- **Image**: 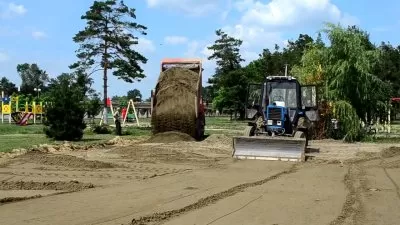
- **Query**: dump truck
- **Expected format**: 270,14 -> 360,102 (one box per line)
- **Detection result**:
232,75 -> 319,162
151,58 -> 205,140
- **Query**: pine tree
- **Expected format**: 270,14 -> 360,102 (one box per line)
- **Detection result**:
70,0 -> 148,124
44,72 -> 90,141
207,29 -> 244,89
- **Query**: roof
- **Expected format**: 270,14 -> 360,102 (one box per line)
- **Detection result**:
266,76 -> 297,80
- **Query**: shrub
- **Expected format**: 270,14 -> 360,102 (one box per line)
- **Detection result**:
91,124 -> 112,134
43,72 -> 89,141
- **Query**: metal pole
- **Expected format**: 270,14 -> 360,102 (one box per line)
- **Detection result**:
284,64 -> 288,77
1,91 -> 3,124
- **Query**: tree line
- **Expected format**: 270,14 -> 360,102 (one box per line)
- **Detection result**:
204,23 -> 400,141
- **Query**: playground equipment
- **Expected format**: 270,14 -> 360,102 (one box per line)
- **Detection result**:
99,97 -> 141,127
122,99 -> 140,127
0,92 -> 44,125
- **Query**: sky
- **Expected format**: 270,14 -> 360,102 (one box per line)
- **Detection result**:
1,0 -> 400,99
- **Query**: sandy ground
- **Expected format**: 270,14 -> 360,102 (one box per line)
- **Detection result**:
0,134 -> 400,225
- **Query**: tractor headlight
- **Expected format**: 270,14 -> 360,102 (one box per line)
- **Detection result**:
277,121 -> 282,126
267,120 -> 273,125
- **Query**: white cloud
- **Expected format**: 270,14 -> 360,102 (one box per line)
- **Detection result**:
136,37 -> 156,53
145,0 -> 227,16
236,0 -> 356,28
221,24 -> 284,62
0,52 -> 9,62
0,2 -> 27,18
164,36 -> 188,45
7,2 -> 26,15
214,0 -> 358,63
32,31 -> 47,39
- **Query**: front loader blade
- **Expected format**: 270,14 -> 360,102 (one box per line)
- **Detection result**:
232,136 -> 306,162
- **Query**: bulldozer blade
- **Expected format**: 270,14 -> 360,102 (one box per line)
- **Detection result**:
232,136 -> 306,162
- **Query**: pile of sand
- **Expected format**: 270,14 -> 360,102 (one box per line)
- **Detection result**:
151,67 -> 200,139
146,131 -> 195,144
106,136 -> 144,146
19,151 -> 117,169
203,134 -> 232,146
381,146 -> 400,158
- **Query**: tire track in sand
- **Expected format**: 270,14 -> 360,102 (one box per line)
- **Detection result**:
329,152 -> 400,225
329,164 -> 366,225
381,162 -> 400,200
130,164 -> 298,225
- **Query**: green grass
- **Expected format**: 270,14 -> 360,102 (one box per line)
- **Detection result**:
0,124 -> 44,135
205,117 -> 247,130
2,117 -> 400,153
0,117 -> 245,153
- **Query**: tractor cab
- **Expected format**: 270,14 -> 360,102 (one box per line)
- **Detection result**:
263,76 -> 301,135
246,75 -> 318,137
234,75 -> 318,162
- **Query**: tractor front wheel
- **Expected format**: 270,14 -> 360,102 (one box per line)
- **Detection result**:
244,125 -> 256,137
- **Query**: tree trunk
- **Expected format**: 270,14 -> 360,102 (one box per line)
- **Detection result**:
102,41 -> 108,125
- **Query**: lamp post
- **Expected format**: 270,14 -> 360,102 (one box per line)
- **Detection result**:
34,87 -> 41,98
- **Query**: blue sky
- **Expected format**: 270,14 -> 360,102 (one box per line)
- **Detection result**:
1,0 -> 400,99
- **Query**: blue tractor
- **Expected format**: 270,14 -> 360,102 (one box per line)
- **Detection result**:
233,75 -> 319,162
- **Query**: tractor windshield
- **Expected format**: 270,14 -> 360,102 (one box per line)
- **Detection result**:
266,81 -> 297,108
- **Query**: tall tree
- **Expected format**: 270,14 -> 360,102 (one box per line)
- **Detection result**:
0,77 -> 18,96
127,88 -> 142,101
323,23 -> 391,122
71,0 -> 148,124
207,29 -> 245,89
282,34 -> 314,68
16,63 -> 49,95
374,42 -> 400,96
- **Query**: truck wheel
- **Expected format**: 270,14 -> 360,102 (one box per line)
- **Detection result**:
195,113 -> 205,141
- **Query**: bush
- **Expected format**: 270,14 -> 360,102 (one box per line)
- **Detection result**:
43,72 -> 89,141
91,124 -> 112,134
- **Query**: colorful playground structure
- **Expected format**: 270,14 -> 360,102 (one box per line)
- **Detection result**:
0,94 -> 44,125
99,97 -> 142,127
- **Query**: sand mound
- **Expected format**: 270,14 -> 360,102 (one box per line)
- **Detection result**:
381,146 -> 400,158
203,134 -> 232,146
0,180 -> 94,192
19,151 -> 118,169
151,67 -> 200,139
146,131 -> 196,144
106,136 -> 144,146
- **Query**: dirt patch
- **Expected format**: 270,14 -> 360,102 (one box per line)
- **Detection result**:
130,164 -> 298,225
0,180 -> 94,192
381,159 -> 400,168
344,147 -> 400,165
381,146 -> 400,158
151,67 -> 200,139
146,131 -> 195,143
17,151 -> 119,169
